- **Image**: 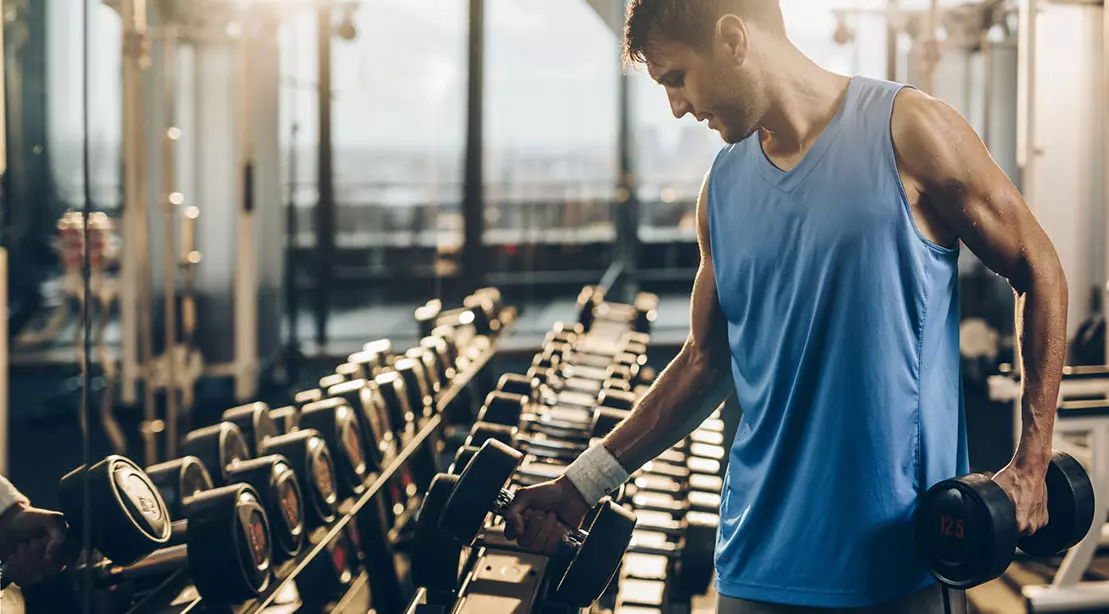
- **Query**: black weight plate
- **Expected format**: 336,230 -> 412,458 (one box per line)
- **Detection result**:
328,379 -> 386,473
319,373 -> 346,390
689,443 -> 726,461
186,483 -> 271,602
1018,451 -> 1096,556
336,362 -> 364,380
294,388 -> 324,410
590,408 -> 628,439
688,491 -> 721,512
466,422 -> 518,449
222,402 -> 278,456
412,474 -> 463,592
58,456 -> 172,566
449,446 -> 479,475
633,475 -> 682,496
604,379 -> 632,393
497,373 -> 535,398
361,381 -> 398,468
555,500 -> 637,607
348,349 -> 386,380
690,429 -> 725,446
478,391 -> 526,426
225,455 -> 305,561
270,406 -> 298,435
376,371 -> 415,437
688,474 -> 724,494
439,440 -> 522,545
687,456 -> 722,476
395,358 -> 434,419
260,430 -> 339,527
300,399 -> 368,497
598,389 -> 636,412
676,512 -> 718,596
182,422 -> 249,486
405,346 -> 443,395
146,456 -> 214,520
915,474 -> 1016,589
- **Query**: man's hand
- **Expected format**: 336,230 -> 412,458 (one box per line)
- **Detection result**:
504,477 -> 591,554
0,503 -> 68,586
992,462 -> 1049,535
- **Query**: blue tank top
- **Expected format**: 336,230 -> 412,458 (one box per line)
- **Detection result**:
707,77 -> 969,607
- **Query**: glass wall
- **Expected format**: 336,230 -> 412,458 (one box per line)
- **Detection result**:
484,0 -> 620,293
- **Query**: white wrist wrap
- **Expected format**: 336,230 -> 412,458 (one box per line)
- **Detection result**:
564,443 -> 629,507
0,476 -> 28,517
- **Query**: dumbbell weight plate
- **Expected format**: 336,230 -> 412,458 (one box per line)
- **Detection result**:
336,362 -> 364,381
260,429 -> 339,528
327,379 -> 387,472
412,474 -> 464,593
1017,451 -> 1095,557
395,357 -> 434,420
320,373 -> 346,390
300,398 -> 369,499
689,443 -> 726,461
222,402 -> 279,456
591,408 -> 627,439
405,346 -> 443,396
466,422 -> 518,449
478,391 -> 526,426
181,422 -> 250,487
622,553 -> 669,581
689,474 -> 724,493
225,455 -> 306,562
439,440 -> 522,546
675,512 -> 718,596
551,500 -> 638,607
146,456 -> 214,520
186,483 -> 272,602
295,389 -> 324,410
57,455 -> 173,566
690,429 -> 725,446
376,371 -> 416,438
270,406 -> 298,435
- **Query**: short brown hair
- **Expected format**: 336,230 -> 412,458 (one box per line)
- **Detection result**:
622,0 -> 786,65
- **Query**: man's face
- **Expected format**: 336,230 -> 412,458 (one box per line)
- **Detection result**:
645,36 -> 764,144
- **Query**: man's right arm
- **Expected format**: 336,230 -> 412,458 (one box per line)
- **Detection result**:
592,169 -> 734,478
505,170 -> 734,549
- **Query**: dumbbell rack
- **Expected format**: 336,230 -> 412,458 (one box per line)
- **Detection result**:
120,306 -> 518,614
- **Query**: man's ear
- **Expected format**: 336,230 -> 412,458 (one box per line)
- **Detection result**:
715,14 -> 749,65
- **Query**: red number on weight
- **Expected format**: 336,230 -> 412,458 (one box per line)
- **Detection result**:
940,515 -> 964,539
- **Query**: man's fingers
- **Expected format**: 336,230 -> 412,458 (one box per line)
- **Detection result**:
504,489 -> 533,540
538,512 -> 560,555
521,511 -> 548,548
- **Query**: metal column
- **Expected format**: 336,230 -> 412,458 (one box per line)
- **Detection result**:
315,6 -> 335,349
616,68 -> 640,303
462,0 -> 486,291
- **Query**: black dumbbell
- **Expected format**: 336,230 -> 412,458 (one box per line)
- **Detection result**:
222,402 -> 280,456
299,397 -> 369,499
260,429 -> 340,528
622,508 -> 719,596
376,370 -> 417,440
915,450 -> 1095,589
465,422 -> 587,463
412,474 -> 465,598
327,378 -> 393,473
437,440 -> 638,607
270,406 -> 299,435
405,345 -> 444,396
47,457 -> 273,603
319,373 -> 346,391
294,388 -> 324,410
420,336 -> 456,385
148,455 -> 305,564
335,361 -> 364,381
478,391 -> 605,441
415,299 -> 443,338
181,422 -> 251,487
394,357 -> 435,421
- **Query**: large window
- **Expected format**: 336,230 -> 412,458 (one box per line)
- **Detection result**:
483,0 -> 620,286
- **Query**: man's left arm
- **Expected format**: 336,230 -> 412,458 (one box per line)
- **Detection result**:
892,88 -> 1068,535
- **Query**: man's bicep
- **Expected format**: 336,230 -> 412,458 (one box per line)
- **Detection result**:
895,91 -> 1055,287
691,169 -> 726,355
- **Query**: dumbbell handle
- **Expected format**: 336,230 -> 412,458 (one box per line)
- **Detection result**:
491,489 -> 588,547
98,543 -> 189,583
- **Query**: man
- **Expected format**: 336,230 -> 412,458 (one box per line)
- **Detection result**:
0,476 -> 66,586
504,0 -> 1067,611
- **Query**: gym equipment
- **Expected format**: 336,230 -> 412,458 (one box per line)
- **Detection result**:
438,440 -> 637,607
294,388 -> 324,410
412,473 -> 465,596
300,397 -> 369,498
465,421 -> 587,463
376,370 -> 417,439
181,422 -> 250,486
477,391 -> 611,442
145,456 -> 213,520
221,402 -> 279,455
405,345 -> 444,395
259,429 -> 340,528
225,455 -> 306,562
395,357 -> 435,420
319,373 -> 346,391
621,508 -> 718,596
327,378 -> 394,472
915,451 -> 1095,589
270,406 -> 298,435
50,457 -> 272,603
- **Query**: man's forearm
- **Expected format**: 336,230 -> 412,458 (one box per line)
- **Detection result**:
1013,265 -> 1068,471
602,342 -> 732,473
